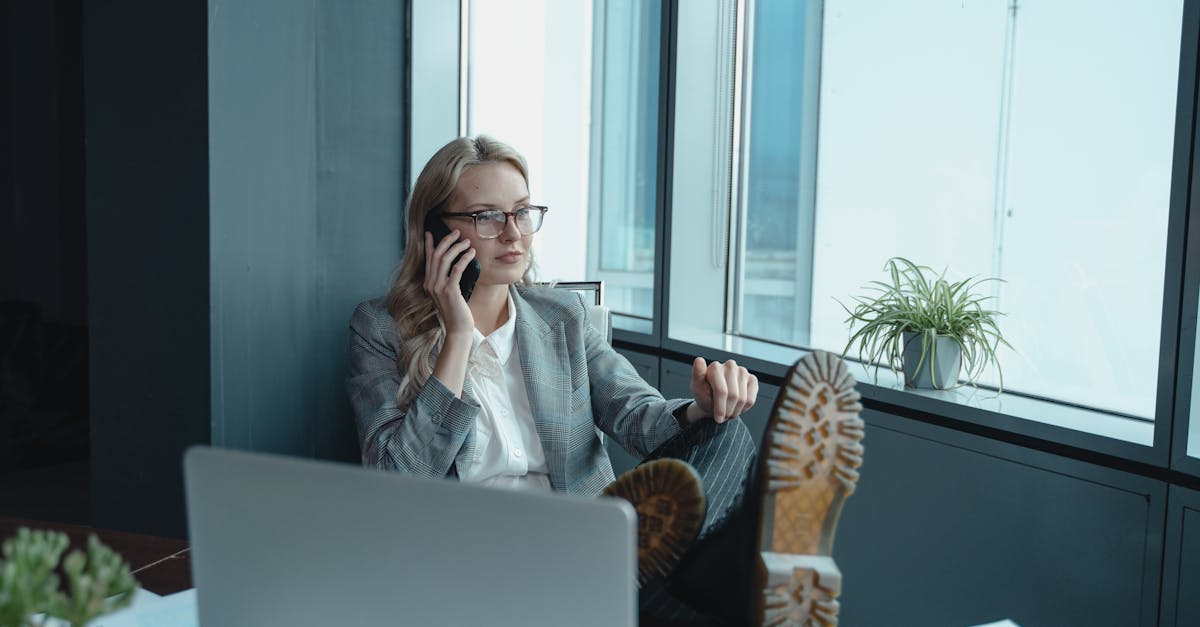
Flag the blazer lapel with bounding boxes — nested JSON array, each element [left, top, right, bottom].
[[511, 287, 571, 491]]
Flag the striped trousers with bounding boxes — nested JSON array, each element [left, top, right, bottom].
[[637, 417, 757, 622]]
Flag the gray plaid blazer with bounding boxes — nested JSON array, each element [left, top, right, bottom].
[[346, 285, 690, 496]]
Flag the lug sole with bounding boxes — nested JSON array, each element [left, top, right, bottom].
[[602, 458, 706, 586], [753, 351, 864, 625]]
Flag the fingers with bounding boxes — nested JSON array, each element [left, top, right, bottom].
[[423, 230, 473, 297], [447, 246, 477, 284], [707, 361, 729, 422], [696, 359, 758, 424], [689, 357, 712, 412], [746, 376, 759, 413]]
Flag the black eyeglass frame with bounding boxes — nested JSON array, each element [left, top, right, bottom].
[[436, 205, 549, 239]]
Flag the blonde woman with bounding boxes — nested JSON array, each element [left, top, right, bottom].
[[346, 135, 762, 617]]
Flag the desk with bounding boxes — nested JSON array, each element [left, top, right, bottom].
[[0, 516, 192, 596], [0, 516, 721, 626]]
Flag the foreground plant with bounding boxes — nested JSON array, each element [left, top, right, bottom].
[[840, 257, 1011, 390], [0, 528, 139, 627]]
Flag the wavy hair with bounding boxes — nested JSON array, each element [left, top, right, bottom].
[[387, 135, 536, 410]]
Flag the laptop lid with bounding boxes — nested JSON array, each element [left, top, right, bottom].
[[183, 446, 637, 627]]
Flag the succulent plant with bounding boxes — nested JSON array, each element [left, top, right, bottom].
[[0, 528, 139, 627]]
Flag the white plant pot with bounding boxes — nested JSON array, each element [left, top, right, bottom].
[[901, 331, 962, 389]]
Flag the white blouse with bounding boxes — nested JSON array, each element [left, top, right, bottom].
[[456, 295, 552, 491]]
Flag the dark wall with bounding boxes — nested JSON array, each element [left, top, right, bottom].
[[0, 1, 90, 481], [1164, 486, 1200, 626], [84, 0, 212, 537], [79, 0, 405, 536], [208, 0, 404, 461], [654, 353, 1168, 627], [1, 0, 86, 326]]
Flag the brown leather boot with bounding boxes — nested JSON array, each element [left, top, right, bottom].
[[669, 351, 865, 626], [603, 458, 707, 587]]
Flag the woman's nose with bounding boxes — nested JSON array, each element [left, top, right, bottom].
[[499, 214, 522, 241]]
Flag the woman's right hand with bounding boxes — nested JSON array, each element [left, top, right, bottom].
[[423, 230, 476, 338]]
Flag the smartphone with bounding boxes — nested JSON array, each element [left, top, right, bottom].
[[424, 213, 481, 302]]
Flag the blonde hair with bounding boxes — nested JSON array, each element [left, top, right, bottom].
[[387, 135, 536, 410]]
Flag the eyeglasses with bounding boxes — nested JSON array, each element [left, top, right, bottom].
[[438, 205, 548, 239]]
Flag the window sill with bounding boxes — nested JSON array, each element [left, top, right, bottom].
[[663, 328, 1158, 462], [612, 313, 653, 335]]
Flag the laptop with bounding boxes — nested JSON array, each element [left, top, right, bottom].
[[183, 446, 637, 627]]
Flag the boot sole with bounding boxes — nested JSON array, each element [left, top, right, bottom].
[[754, 351, 864, 626], [602, 458, 706, 587]]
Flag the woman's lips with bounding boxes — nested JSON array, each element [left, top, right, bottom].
[[496, 251, 524, 263]]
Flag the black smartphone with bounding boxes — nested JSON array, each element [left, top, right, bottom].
[[424, 213, 481, 302]]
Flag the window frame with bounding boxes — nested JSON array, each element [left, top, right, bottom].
[[1172, 0, 1200, 479]]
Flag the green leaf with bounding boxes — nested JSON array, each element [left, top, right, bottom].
[[841, 257, 1011, 389], [0, 530, 140, 627]]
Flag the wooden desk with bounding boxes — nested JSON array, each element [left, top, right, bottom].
[[0, 516, 192, 596]]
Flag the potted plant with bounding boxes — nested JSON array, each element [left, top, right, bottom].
[[840, 257, 1010, 390], [0, 527, 139, 627]]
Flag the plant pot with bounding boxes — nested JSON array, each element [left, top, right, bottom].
[[901, 331, 961, 389]]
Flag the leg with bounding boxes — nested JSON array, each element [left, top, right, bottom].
[[752, 352, 863, 626], [669, 351, 865, 626], [644, 417, 757, 542], [609, 418, 756, 621]]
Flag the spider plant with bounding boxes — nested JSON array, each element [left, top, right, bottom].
[[840, 257, 1011, 390]]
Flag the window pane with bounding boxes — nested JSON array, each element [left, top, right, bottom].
[[741, 0, 1183, 418], [466, 0, 660, 328], [738, 0, 819, 345], [467, 0, 592, 283], [590, 0, 661, 325]]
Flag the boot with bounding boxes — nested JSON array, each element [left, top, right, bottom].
[[670, 351, 865, 626], [603, 457, 707, 586]]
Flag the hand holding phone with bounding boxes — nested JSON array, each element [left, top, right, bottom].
[[425, 213, 481, 302]]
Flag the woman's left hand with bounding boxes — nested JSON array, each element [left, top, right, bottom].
[[687, 357, 758, 424]]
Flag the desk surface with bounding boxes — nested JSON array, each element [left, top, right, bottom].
[[0, 516, 720, 626], [0, 516, 192, 596]]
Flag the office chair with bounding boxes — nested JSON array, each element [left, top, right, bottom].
[[542, 281, 611, 345]]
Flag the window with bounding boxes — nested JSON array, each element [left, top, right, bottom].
[[727, 0, 1184, 419], [464, 0, 662, 333], [588, 0, 661, 332], [417, 0, 1193, 437], [733, 0, 820, 346], [466, 0, 593, 285]]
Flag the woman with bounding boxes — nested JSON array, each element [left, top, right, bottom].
[[346, 135, 759, 619]]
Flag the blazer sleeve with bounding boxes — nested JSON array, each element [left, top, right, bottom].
[[579, 299, 688, 458], [346, 300, 479, 477]]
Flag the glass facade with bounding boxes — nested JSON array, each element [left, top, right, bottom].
[[738, 0, 1184, 418]]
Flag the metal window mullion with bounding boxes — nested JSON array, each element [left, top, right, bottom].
[[729, 0, 754, 336], [707, 0, 741, 338], [586, 0, 607, 283], [458, 0, 470, 135]]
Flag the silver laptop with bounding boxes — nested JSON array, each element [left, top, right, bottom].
[[183, 446, 637, 627]]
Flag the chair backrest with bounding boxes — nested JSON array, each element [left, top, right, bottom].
[[544, 281, 611, 344]]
